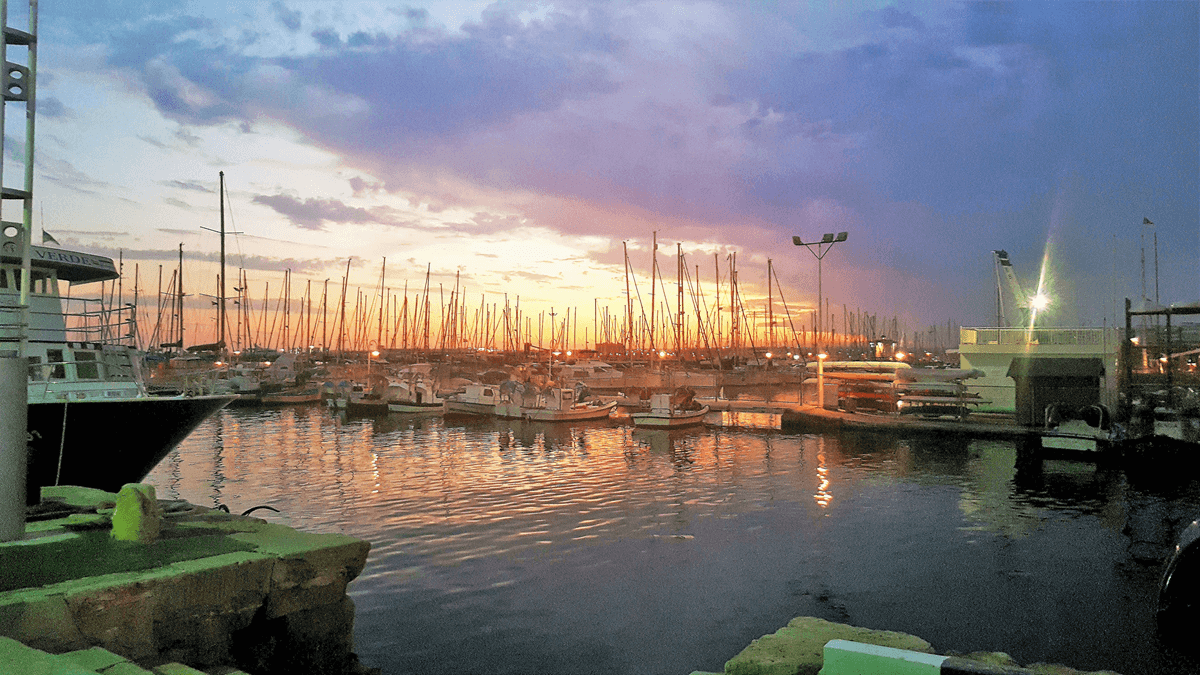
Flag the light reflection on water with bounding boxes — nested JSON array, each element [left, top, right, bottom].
[[147, 405, 1200, 675]]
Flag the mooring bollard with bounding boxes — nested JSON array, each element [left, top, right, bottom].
[[0, 356, 28, 542]]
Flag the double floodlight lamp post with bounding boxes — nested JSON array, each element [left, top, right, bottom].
[[792, 231, 848, 346]]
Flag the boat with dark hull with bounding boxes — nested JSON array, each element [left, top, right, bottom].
[[25, 394, 232, 493], [2, 235, 234, 501]]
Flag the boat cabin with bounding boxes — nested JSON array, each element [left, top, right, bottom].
[[2, 234, 143, 400]]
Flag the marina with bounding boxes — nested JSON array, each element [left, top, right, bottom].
[[1, 2, 1198, 674], [138, 403, 1200, 675]]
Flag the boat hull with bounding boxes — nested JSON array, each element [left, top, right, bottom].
[[631, 405, 709, 428], [444, 401, 522, 418], [26, 394, 235, 498], [388, 401, 444, 414], [522, 401, 616, 422]]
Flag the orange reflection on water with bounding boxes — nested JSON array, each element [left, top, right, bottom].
[[814, 438, 832, 508]]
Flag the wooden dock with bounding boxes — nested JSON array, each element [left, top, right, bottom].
[[693, 397, 1037, 440]]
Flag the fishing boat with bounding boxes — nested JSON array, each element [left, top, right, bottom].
[[260, 385, 322, 405], [443, 382, 522, 418], [631, 390, 709, 429], [520, 385, 616, 422], [1, 236, 234, 499], [386, 377, 444, 414]]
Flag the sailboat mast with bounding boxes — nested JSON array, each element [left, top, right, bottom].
[[767, 258, 773, 350], [177, 243, 184, 351], [623, 241, 632, 363], [218, 171, 226, 352], [377, 257, 385, 352], [676, 243, 683, 358], [649, 231, 657, 354]]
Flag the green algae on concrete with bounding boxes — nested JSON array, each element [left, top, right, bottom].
[[0, 528, 258, 593], [59, 646, 130, 672], [41, 487, 119, 510], [3, 493, 374, 673], [724, 617, 933, 675], [0, 635, 97, 675]]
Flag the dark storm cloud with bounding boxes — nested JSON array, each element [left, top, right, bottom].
[[252, 193, 378, 231]]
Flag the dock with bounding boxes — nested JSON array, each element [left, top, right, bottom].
[[0, 485, 376, 675], [694, 397, 1038, 440]]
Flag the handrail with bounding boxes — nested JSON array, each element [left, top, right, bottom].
[[960, 326, 1115, 347]]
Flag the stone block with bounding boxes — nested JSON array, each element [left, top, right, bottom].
[[111, 485, 163, 544], [231, 522, 369, 619], [60, 646, 129, 672], [821, 640, 947, 675], [41, 486, 119, 510], [0, 591, 89, 653], [101, 664, 156, 675], [724, 617, 933, 675], [63, 578, 160, 663], [151, 664, 209, 675], [0, 636, 95, 675]]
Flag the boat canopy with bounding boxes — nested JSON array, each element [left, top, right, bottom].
[[1, 245, 118, 284]]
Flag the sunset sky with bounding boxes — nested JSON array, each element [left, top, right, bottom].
[[10, 1, 1198, 348]]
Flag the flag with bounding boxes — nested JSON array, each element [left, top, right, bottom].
[[1143, 218, 1154, 225], [42, 230, 59, 245]]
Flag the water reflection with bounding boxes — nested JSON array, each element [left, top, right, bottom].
[[145, 405, 1200, 675]]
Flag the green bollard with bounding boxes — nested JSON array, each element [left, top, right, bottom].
[[110, 483, 163, 544]]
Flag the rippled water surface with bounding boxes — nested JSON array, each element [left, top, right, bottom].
[[146, 405, 1200, 675]]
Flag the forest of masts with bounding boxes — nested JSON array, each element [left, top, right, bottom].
[[99, 239, 958, 363]]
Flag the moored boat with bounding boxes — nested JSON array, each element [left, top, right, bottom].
[[2, 236, 234, 499], [386, 377, 444, 414], [1038, 403, 1117, 458], [520, 385, 616, 422], [631, 390, 709, 428], [443, 382, 521, 418]]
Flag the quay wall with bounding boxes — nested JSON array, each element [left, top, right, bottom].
[[0, 485, 376, 675], [689, 616, 1122, 675]]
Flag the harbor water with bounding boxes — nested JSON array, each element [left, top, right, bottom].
[[145, 404, 1200, 675]]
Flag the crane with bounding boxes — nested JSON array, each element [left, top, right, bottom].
[[992, 250, 1049, 328]]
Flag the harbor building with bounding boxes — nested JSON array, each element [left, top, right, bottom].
[[956, 326, 1121, 414]]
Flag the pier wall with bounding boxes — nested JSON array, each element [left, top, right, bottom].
[[0, 486, 374, 675], [688, 616, 1123, 675]]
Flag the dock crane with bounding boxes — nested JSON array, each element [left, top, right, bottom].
[[992, 250, 1048, 328]]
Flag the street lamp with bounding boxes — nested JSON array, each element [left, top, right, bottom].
[[792, 232, 848, 347], [816, 351, 828, 409]]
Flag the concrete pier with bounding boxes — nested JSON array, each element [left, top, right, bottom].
[[0, 485, 376, 675], [688, 616, 1124, 675]]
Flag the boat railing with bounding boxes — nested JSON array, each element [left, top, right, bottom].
[[1, 295, 137, 346], [58, 297, 138, 345], [960, 327, 1116, 347]]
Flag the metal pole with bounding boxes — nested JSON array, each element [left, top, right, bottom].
[[0, 357, 27, 540]]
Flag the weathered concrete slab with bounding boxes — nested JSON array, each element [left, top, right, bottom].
[[60, 646, 130, 672], [2, 490, 374, 674], [0, 635, 97, 674], [724, 617, 932, 675]]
